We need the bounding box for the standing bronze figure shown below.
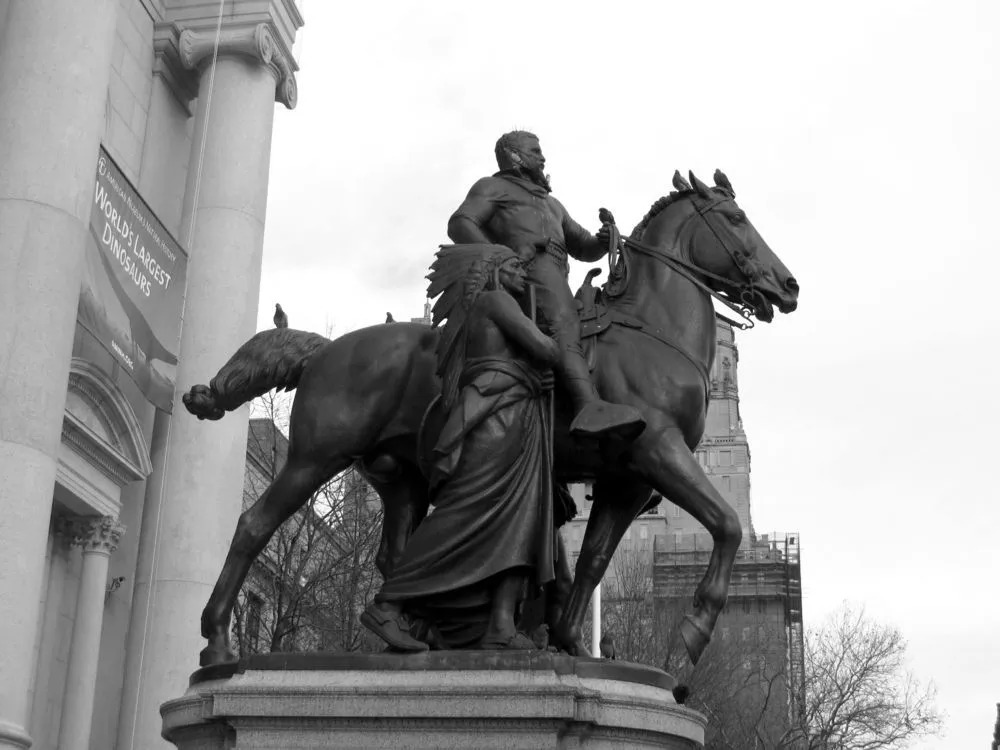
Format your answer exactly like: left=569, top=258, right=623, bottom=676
left=186, top=157, right=799, bottom=667
left=362, top=246, right=559, bottom=651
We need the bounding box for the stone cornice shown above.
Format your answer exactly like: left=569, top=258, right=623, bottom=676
left=70, top=516, right=126, bottom=555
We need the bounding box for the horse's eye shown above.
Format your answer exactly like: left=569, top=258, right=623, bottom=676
left=730, top=212, right=745, bottom=224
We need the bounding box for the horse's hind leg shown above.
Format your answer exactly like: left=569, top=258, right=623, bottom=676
left=553, top=477, right=652, bottom=655
left=199, top=451, right=351, bottom=666
left=361, top=455, right=429, bottom=579
left=631, top=425, right=742, bottom=665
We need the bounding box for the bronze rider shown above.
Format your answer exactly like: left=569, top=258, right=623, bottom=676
left=447, top=130, right=645, bottom=441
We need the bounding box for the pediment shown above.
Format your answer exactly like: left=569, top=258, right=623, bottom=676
left=62, top=359, right=153, bottom=487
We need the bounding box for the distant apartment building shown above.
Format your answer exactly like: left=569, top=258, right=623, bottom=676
left=562, top=317, right=805, bottom=735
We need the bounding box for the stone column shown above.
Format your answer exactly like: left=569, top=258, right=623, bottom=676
left=0, top=2, right=120, bottom=749
left=117, top=10, right=300, bottom=749
left=57, top=518, right=124, bottom=750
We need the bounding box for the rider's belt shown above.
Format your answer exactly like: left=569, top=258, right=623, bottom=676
left=544, top=240, right=568, bottom=263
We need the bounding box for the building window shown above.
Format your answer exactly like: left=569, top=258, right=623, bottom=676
left=640, top=524, right=648, bottom=540
left=741, top=627, right=750, bottom=642
left=245, top=593, right=263, bottom=653
left=672, top=505, right=680, bottom=518
left=758, top=599, right=767, bottom=614
left=742, top=599, right=751, bottom=614
left=719, top=450, right=732, bottom=466
left=758, top=626, right=766, bottom=641
left=721, top=627, right=729, bottom=640
left=722, top=476, right=731, bottom=492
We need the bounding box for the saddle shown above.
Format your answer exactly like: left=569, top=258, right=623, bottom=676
left=574, top=268, right=641, bottom=371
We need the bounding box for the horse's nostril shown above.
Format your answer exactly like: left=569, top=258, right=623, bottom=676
left=785, top=277, right=799, bottom=293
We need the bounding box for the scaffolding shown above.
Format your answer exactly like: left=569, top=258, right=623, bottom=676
left=653, top=531, right=805, bottom=728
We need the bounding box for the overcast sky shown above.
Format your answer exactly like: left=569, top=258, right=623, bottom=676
left=254, top=1, right=998, bottom=744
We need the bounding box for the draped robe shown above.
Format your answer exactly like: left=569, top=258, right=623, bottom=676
left=377, top=355, right=555, bottom=645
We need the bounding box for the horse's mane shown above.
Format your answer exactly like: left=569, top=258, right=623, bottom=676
left=629, top=190, right=692, bottom=241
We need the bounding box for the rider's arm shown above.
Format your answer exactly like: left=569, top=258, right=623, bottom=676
left=484, top=292, right=560, bottom=366
left=556, top=198, right=606, bottom=262
left=447, top=178, right=501, bottom=245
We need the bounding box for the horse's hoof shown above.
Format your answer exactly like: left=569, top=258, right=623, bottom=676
left=679, top=614, right=712, bottom=665
left=199, top=641, right=238, bottom=667
left=551, top=623, right=591, bottom=657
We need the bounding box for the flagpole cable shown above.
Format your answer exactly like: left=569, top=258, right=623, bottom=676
left=127, top=1, right=226, bottom=746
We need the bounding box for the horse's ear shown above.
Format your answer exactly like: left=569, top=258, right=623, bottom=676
left=672, top=170, right=692, bottom=192
left=689, top=171, right=714, bottom=200
left=714, top=170, right=734, bottom=196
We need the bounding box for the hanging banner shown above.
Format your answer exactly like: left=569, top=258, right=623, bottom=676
left=77, top=147, right=188, bottom=412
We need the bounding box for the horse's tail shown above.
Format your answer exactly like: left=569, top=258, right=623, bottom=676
left=182, top=328, right=330, bottom=420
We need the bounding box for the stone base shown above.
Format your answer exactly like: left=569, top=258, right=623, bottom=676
left=161, top=651, right=705, bottom=749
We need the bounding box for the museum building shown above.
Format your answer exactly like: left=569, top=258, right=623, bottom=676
left=0, top=1, right=302, bottom=748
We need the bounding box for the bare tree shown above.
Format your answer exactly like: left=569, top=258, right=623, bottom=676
left=232, top=391, right=385, bottom=656
left=602, top=546, right=659, bottom=664
left=783, top=604, right=943, bottom=749
left=603, top=546, right=795, bottom=747
left=312, top=469, right=384, bottom=652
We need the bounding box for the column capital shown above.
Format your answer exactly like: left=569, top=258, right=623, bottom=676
left=70, top=517, right=125, bottom=555
left=179, top=23, right=296, bottom=108
left=154, top=1, right=303, bottom=112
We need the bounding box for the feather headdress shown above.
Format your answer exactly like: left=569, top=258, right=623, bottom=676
left=426, top=244, right=518, bottom=409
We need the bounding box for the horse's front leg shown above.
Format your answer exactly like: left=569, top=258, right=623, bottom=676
left=552, top=477, right=652, bottom=655
left=632, top=425, right=742, bottom=665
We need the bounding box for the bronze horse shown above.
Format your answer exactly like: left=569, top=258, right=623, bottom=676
left=185, top=170, right=799, bottom=667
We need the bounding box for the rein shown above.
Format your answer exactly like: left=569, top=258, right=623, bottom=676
left=622, top=233, right=756, bottom=331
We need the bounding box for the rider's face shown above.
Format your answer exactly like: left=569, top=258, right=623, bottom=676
left=498, top=258, right=527, bottom=295
left=512, top=136, right=545, bottom=172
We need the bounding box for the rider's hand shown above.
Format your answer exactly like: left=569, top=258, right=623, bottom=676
left=515, top=244, right=538, bottom=263
left=596, top=225, right=613, bottom=250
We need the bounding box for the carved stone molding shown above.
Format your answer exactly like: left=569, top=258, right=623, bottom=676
left=154, top=22, right=199, bottom=114
left=70, top=516, right=126, bottom=556
left=63, top=359, right=152, bottom=486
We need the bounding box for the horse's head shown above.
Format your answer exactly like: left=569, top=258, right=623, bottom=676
left=679, top=170, right=799, bottom=322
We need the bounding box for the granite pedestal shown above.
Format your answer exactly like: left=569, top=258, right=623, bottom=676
left=161, top=651, right=705, bottom=749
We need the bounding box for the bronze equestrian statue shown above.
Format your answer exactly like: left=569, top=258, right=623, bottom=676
left=185, top=160, right=799, bottom=668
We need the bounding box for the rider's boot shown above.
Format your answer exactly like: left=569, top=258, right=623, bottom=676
left=562, top=346, right=645, bottom=441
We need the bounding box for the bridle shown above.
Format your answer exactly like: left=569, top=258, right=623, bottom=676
left=615, top=192, right=765, bottom=330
